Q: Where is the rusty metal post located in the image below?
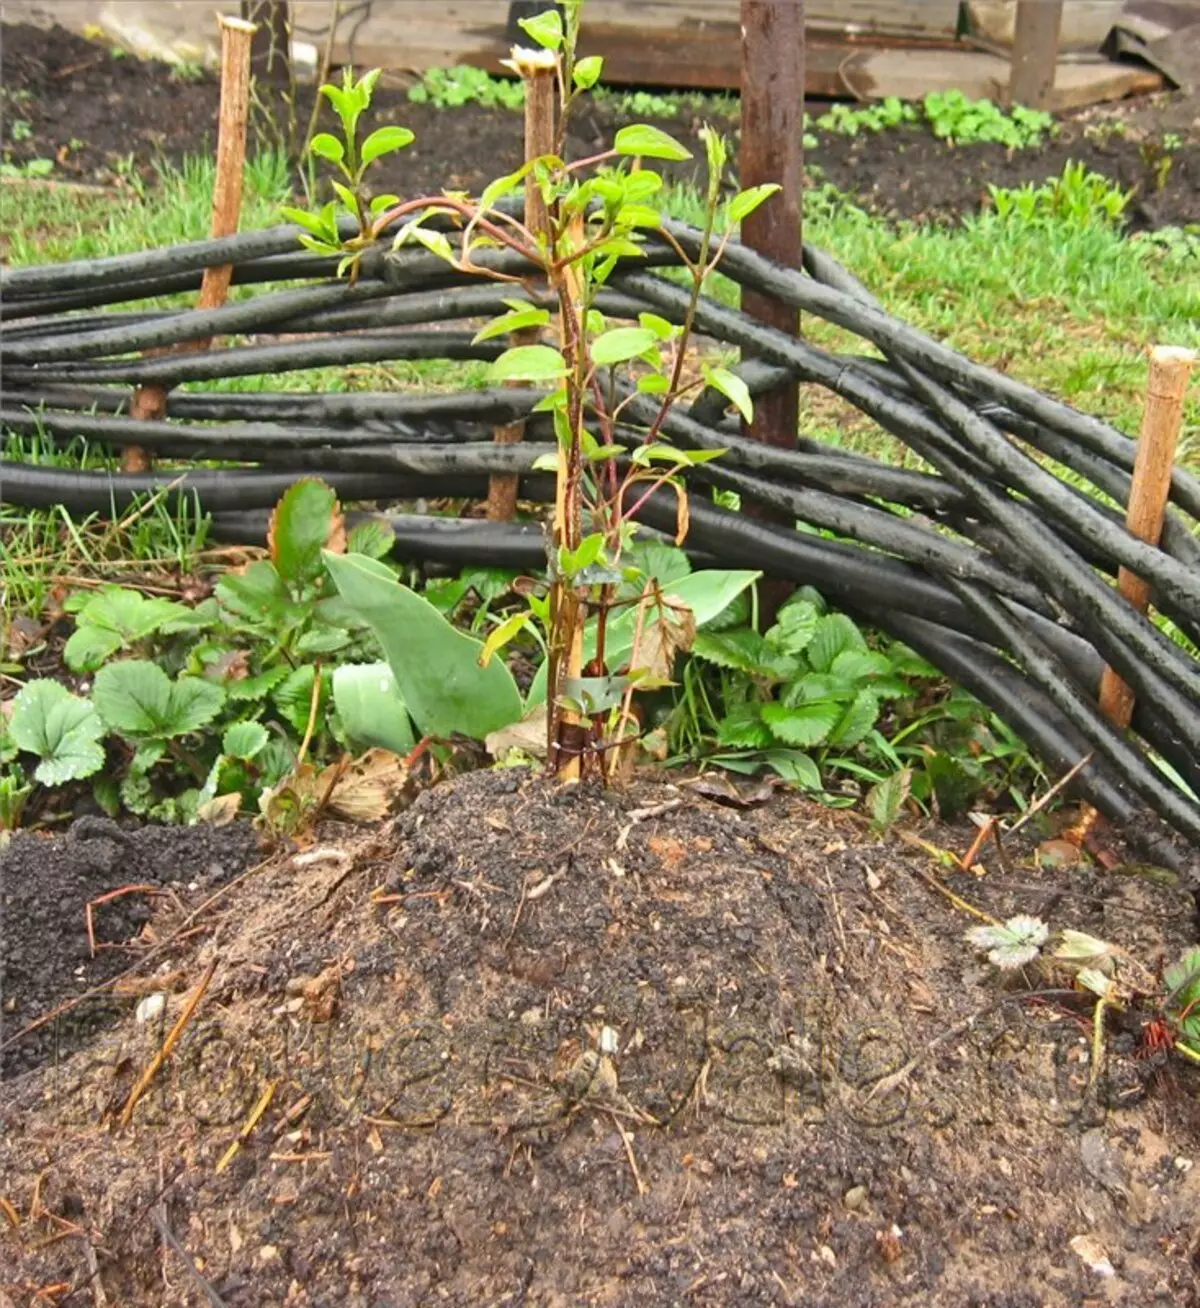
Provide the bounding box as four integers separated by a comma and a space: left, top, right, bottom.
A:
1008, 0, 1063, 109
739, 0, 803, 459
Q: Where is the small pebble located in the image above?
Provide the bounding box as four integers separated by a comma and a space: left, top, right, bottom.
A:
843, 1185, 868, 1211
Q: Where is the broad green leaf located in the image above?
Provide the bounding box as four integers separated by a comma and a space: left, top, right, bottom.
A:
768, 598, 819, 655
613, 124, 693, 161
761, 701, 841, 747
281, 205, 338, 241
332, 662, 416, 756
573, 55, 603, 88
309, 132, 346, 165
830, 648, 893, 682
489, 344, 569, 383
295, 627, 353, 655
370, 192, 400, 216
691, 628, 771, 673
638, 312, 677, 341
728, 183, 781, 224
360, 125, 414, 167
807, 613, 867, 674
217, 560, 294, 629
703, 365, 754, 424
93, 661, 224, 740
268, 477, 345, 586
636, 373, 670, 395
323, 552, 524, 740
518, 7, 563, 48
716, 708, 773, 749
222, 721, 269, 761
63, 626, 123, 674
8, 679, 106, 785
64, 587, 195, 672
591, 326, 659, 366
472, 306, 551, 344
224, 665, 291, 701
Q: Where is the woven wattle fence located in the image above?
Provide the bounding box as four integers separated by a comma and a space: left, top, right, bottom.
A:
2, 216, 1198, 872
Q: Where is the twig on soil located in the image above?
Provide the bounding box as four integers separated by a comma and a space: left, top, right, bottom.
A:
608, 1112, 648, 1196
907, 859, 999, 926
81, 1237, 109, 1308
617, 799, 683, 849
119, 958, 217, 1128
215, 1080, 279, 1175
85, 884, 162, 958
150, 1207, 229, 1308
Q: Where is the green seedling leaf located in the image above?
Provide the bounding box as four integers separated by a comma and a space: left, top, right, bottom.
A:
702, 365, 754, 424
761, 701, 842, 748
867, 767, 912, 836
489, 344, 569, 383
532, 452, 560, 472
613, 124, 693, 161
222, 721, 269, 762
282, 204, 340, 241
347, 518, 396, 560
93, 661, 225, 740
828, 688, 880, 748
691, 627, 771, 673
727, 183, 781, 224
309, 132, 346, 165
323, 551, 523, 740
370, 192, 400, 216
479, 612, 533, 669
332, 663, 416, 757
360, 124, 414, 168
573, 54, 603, 88
273, 665, 329, 736
268, 477, 346, 586
518, 7, 563, 49
591, 326, 660, 366
807, 613, 868, 674
8, 679, 106, 785
764, 749, 821, 790
224, 665, 291, 702
716, 708, 773, 749
638, 312, 677, 341
966, 916, 1048, 970
636, 373, 671, 395
472, 305, 551, 344
63, 587, 197, 673
769, 598, 819, 654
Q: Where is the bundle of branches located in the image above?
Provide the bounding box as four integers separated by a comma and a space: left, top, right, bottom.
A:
2, 218, 1198, 867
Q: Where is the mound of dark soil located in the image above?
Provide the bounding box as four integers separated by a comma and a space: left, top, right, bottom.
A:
0, 817, 263, 1079
2, 21, 1198, 229
1, 769, 1197, 1306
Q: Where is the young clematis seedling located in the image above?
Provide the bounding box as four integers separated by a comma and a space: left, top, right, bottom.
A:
298, 0, 782, 781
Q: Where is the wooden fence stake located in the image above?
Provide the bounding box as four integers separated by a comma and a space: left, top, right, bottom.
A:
1096, 346, 1196, 729
122, 15, 258, 473
486, 49, 556, 521
1008, 0, 1063, 110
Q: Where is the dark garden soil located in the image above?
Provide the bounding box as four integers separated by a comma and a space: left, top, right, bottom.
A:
1, 768, 1199, 1306
2, 21, 1198, 230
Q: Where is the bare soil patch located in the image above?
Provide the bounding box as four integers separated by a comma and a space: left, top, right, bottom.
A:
1, 769, 1198, 1306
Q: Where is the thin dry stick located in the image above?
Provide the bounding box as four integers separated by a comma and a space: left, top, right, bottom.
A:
487, 48, 557, 520
1004, 751, 1094, 840
123, 15, 258, 473
119, 959, 218, 1128
215, 1080, 279, 1175
151, 1206, 229, 1308
1097, 346, 1196, 728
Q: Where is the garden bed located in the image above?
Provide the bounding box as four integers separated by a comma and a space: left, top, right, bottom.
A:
2, 21, 1198, 229
1, 769, 1199, 1305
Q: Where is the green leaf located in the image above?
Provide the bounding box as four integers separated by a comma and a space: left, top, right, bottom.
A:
518, 7, 563, 49
867, 768, 912, 836
479, 611, 532, 668
807, 613, 867, 674
489, 344, 569, 383
217, 559, 295, 628
614, 124, 693, 161
272, 665, 329, 736
573, 54, 603, 89
295, 627, 352, 655
830, 649, 893, 682
691, 628, 770, 673
360, 124, 414, 168
716, 708, 773, 749
269, 477, 343, 586
347, 518, 396, 560
768, 598, 819, 655
702, 365, 754, 424
332, 662, 416, 756
638, 312, 677, 341
281, 205, 339, 241
323, 552, 524, 740
224, 666, 291, 702
764, 749, 821, 790
761, 701, 841, 747
63, 587, 195, 672
369, 193, 400, 216
728, 183, 781, 224
222, 721, 270, 761
827, 688, 879, 748
8, 680, 106, 785
93, 661, 224, 740
309, 132, 346, 165
472, 305, 551, 344
590, 326, 659, 366
62, 626, 123, 674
